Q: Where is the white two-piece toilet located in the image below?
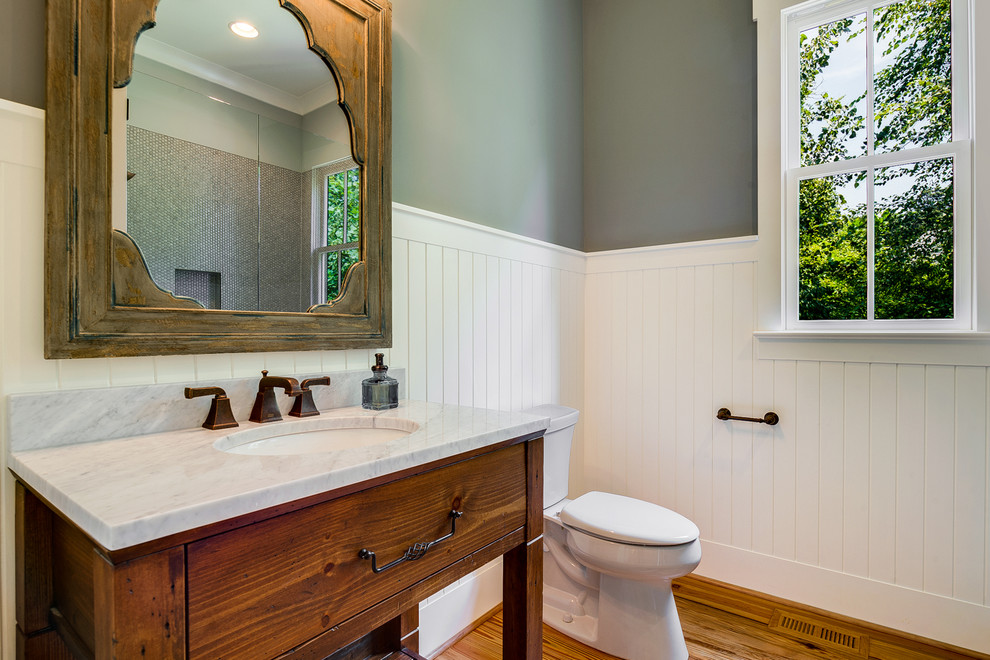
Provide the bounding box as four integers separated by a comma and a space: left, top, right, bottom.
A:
524, 405, 702, 660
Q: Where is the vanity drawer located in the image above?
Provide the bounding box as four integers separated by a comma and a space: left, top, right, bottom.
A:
186, 443, 527, 659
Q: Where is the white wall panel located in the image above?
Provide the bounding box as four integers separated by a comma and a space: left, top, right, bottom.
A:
842, 362, 870, 578
924, 364, 955, 596
391, 206, 585, 418
472, 254, 488, 408
549, 268, 562, 407
583, 272, 609, 492
499, 259, 512, 410
406, 240, 428, 401
510, 261, 523, 412
610, 272, 629, 495
559, 269, 586, 495
818, 361, 844, 573
641, 270, 661, 507
442, 246, 460, 404
895, 364, 926, 590
752, 304, 776, 558
625, 271, 645, 502
675, 267, 695, 516
457, 251, 474, 406
583, 239, 990, 652
658, 268, 679, 509
711, 264, 735, 545
954, 367, 987, 604
730, 262, 755, 549
485, 256, 501, 410
794, 360, 821, 566
692, 266, 715, 538
772, 360, 796, 560
392, 238, 410, 377
427, 243, 445, 402
869, 363, 897, 585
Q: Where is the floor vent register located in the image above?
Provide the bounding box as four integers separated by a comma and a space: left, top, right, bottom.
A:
769, 609, 870, 657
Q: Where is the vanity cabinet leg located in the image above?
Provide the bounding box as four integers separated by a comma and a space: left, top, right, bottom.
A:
92, 547, 186, 660
502, 437, 544, 659
15, 484, 74, 659
399, 605, 420, 654
502, 539, 543, 659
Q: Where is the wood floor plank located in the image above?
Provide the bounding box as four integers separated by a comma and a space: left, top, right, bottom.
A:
438, 609, 619, 660
437, 597, 900, 660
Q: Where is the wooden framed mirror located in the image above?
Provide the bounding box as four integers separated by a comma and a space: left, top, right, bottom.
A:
44, 0, 391, 358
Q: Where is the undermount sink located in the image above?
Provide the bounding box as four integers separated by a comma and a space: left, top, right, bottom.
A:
215, 416, 420, 456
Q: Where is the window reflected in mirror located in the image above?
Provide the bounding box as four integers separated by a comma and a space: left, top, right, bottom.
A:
319, 164, 361, 302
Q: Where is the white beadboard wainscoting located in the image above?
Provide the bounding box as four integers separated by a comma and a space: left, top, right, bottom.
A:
391, 203, 586, 654
584, 239, 990, 654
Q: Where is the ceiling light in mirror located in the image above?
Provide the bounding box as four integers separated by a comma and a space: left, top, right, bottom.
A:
229, 21, 259, 39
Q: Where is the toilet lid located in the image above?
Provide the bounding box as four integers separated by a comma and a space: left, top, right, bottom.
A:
560, 491, 699, 546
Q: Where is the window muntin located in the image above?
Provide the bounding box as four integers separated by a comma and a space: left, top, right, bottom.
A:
785, 0, 969, 329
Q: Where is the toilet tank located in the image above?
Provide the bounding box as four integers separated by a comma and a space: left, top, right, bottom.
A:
523, 405, 580, 508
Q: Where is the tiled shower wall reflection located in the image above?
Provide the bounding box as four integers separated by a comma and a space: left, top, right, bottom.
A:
126, 126, 311, 312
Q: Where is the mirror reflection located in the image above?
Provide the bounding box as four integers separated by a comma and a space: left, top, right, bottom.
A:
121, 0, 360, 312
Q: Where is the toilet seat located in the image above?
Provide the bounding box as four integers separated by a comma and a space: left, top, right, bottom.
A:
560, 491, 699, 546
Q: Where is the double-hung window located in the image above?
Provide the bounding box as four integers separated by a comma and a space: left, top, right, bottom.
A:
783, 0, 971, 329
314, 159, 361, 304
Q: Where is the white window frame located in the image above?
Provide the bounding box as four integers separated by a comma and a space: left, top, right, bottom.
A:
781, 0, 973, 331
311, 157, 360, 305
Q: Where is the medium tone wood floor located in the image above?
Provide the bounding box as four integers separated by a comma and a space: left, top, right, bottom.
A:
435, 597, 888, 660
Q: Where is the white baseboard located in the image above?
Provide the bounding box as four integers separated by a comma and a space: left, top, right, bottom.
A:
696, 540, 990, 655
418, 558, 504, 658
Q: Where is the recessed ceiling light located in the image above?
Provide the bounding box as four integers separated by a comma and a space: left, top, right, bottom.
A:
229, 21, 259, 39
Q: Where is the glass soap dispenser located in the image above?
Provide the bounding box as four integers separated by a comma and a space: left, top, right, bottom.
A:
362, 353, 398, 410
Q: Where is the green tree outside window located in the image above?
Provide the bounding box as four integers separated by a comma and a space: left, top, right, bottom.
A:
796, 0, 954, 321
325, 168, 361, 302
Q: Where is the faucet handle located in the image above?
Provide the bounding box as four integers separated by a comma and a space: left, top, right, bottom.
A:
290, 376, 331, 418
184, 387, 239, 430
301, 376, 331, 389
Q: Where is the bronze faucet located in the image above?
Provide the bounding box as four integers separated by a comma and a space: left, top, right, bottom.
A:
289, 376, 331, 418
250, 370, 304, 423
184, 386, 239, 430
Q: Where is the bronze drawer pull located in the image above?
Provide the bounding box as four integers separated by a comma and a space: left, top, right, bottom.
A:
716, 407, 779, 426
359, 510, 463, 574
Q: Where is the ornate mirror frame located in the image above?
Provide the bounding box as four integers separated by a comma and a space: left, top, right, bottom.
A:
44, 0, 391, 358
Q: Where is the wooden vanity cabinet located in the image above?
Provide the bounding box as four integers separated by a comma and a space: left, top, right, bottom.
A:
15, 438, 544, 660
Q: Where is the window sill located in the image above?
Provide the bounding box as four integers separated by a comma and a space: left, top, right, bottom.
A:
754, 331, 990, 366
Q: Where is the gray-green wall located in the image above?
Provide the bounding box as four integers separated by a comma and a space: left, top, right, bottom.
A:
0, 0, 756, 252
0, 0, 44, 108
392, 0, 584, 250
582, 0, 757, 251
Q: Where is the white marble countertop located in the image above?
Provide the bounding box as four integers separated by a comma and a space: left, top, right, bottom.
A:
8, 401, 549, 551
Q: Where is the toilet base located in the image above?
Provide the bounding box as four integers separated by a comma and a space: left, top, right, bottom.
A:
543, 577, 688, 660
543, 590, 599, 647
542, 509, 696, 660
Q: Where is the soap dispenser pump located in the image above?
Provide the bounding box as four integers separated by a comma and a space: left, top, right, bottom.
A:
362, 353, 398, 410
